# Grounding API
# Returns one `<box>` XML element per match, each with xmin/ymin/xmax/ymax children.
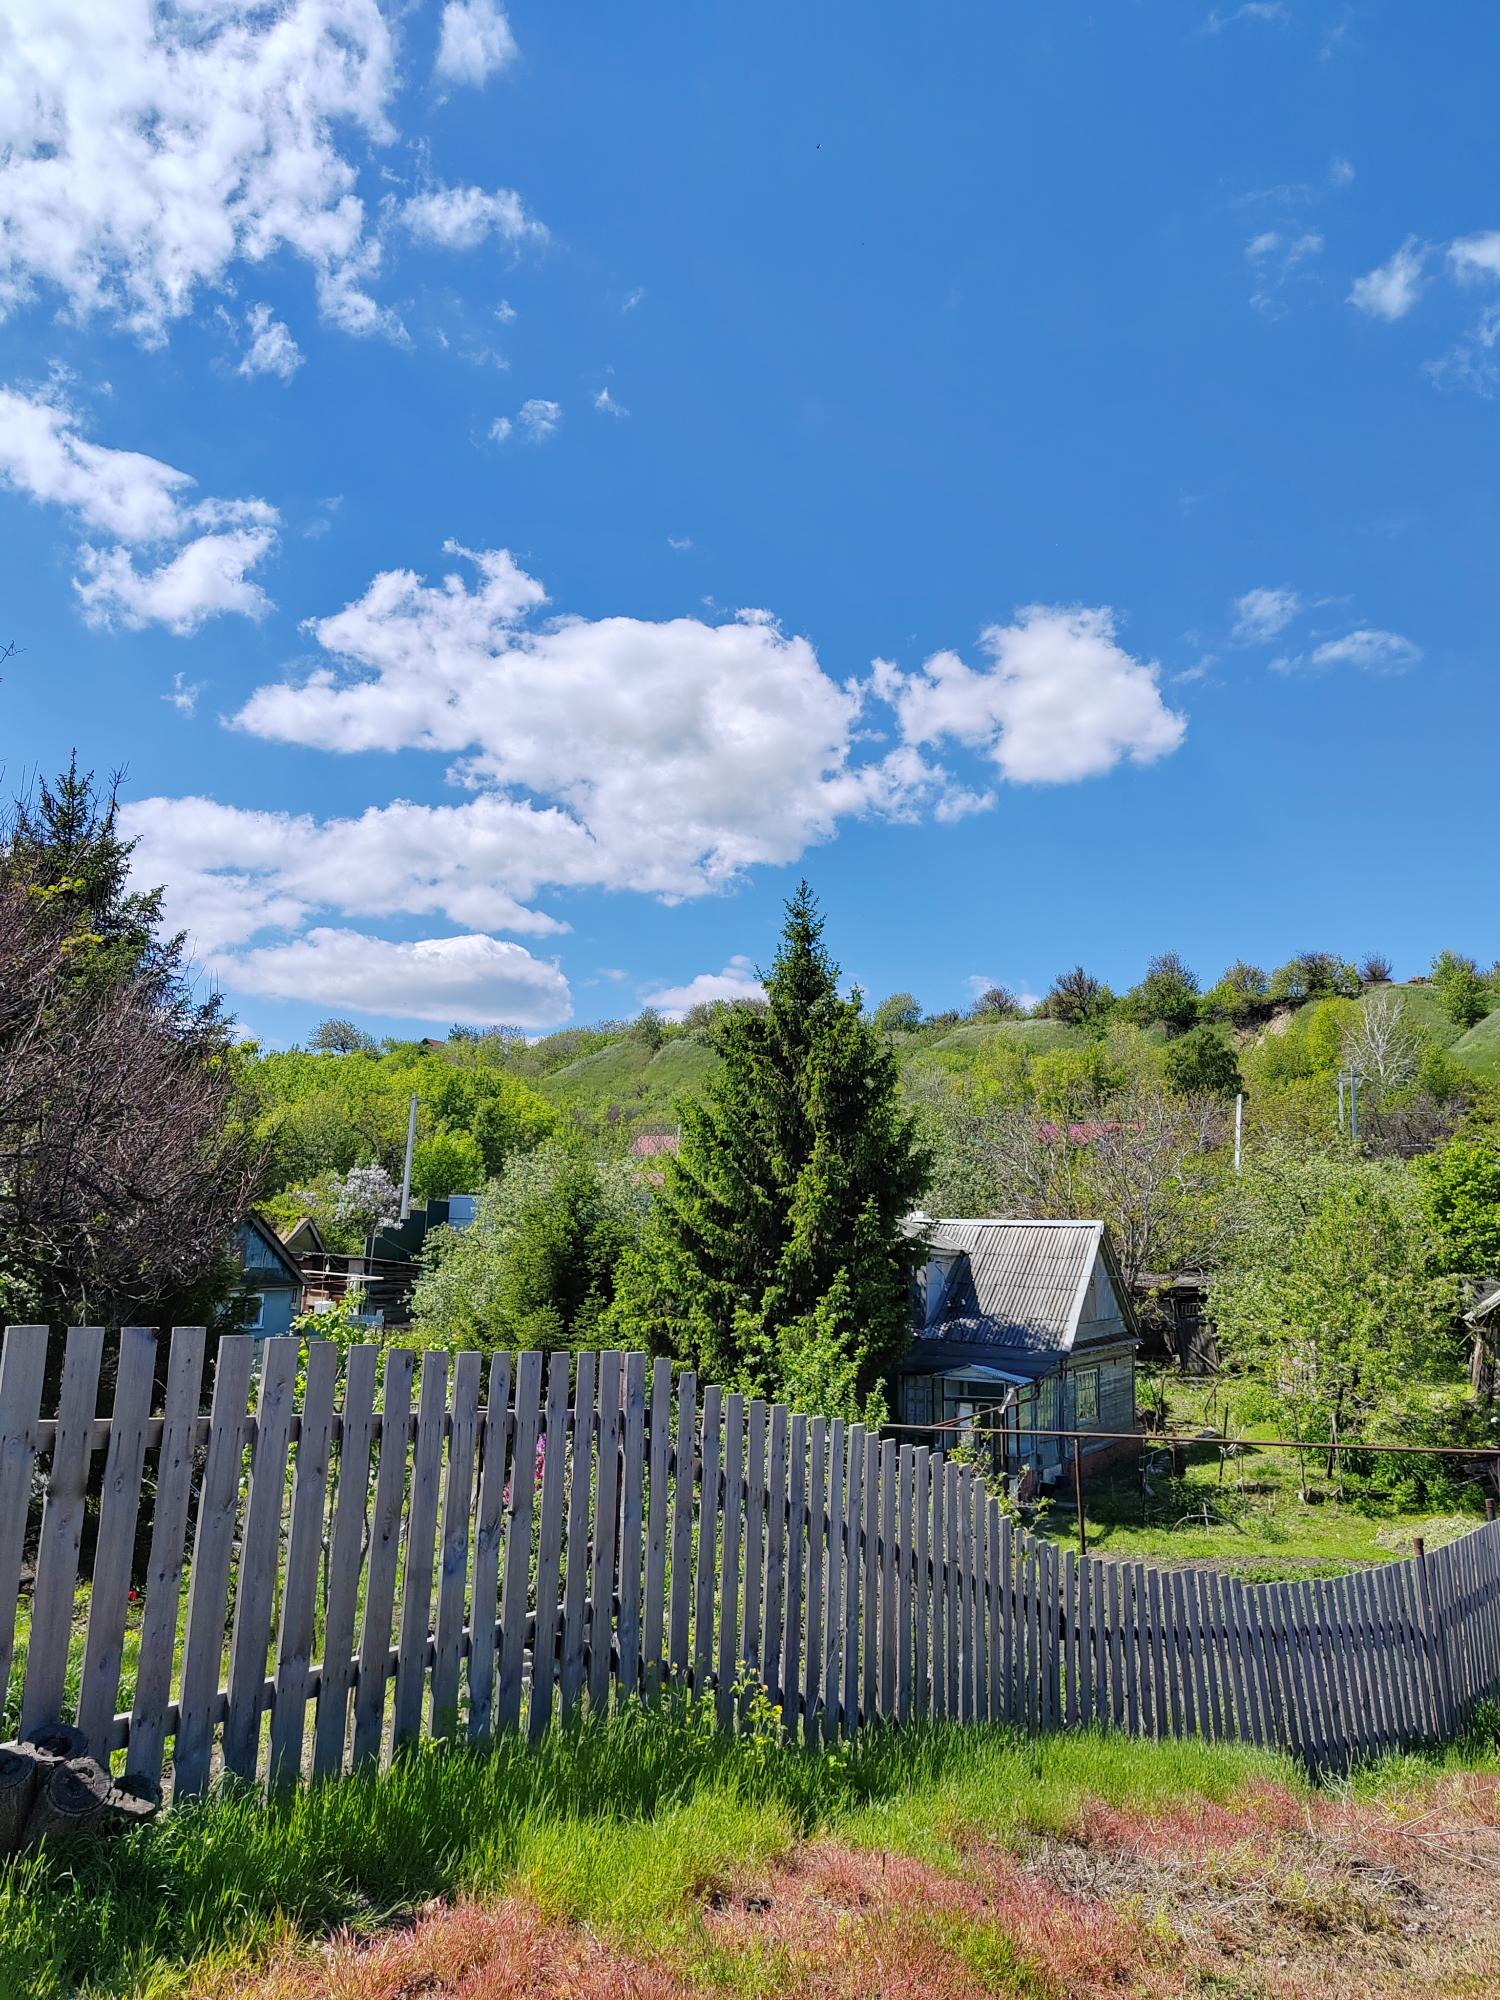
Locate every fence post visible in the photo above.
<box><xmin>1070</xmin><ymin>1432</ymin><xmax>1087</xmax><ymax>1556</ymax></box>
<box><xmin>1412</xmin><ymin>1536</ymin><xmax>1456</xmax><ymax>1741</ymax></box>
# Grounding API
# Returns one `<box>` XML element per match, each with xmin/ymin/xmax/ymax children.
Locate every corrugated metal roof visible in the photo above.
<box><xmin>916</xmin><ymin>1218</ymin><xmax>1105</xmax><ymax>1355</ymax></box>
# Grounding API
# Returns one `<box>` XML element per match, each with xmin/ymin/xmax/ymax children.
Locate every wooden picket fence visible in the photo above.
<box><xmin>3</xmin><ymin>1327</ymin><xmax>1500</xmax><ymax>1796</ymax></box>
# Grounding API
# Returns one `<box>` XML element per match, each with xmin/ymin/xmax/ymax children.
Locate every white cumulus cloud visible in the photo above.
<box><xmin>0</xmin><ymin>384</ymin><xmax>278</xmax><ymax>631</ymax></box>
<box><xmin>0</xmin><ymin>0</ymin><xmax>402</xmax><ymax>343</ymax></box>
<box><xmin>1349</xmin><ymin>237</ymin><xmax>1427</xmax><ymax>320</ymax></box>
<box><xmin>126</xmin><ymin>548</ymin><xmax>1189</xmax><ymax>983</ymax></box>
<box><xmin>401</xmin><ymin>183</ymin><xmax>544</xmax><ymax>251</ymax></box>
<box><xmin>435</xmin><ymin>0</ymin><xmax>518</xmax><ymax>87</ymax></box>
<box><xmin>1232</xmin><ymin>585</ymin><xmax>1302</xmax><ymax>643</ymax></box>
<box><xmin>1448</xmin><ymin>232</ymin><xmax>1500</xmax><ymax>284</ymax></box>
<box><xmin>642</xmin><ymin>955</ymin><xmax>766</xmax><ymax>1020</ymax></box>
<box><xmin>221</xmin><ymin>928</ymin><xmax>571</xmax><ymax>1027</ymax></box>
<box><xmin>873</xmin><ymin>606</ymin><xmax>1185</xmax><ymax>785</ymax></box>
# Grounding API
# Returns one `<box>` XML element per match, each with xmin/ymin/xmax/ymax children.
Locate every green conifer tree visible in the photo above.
<box><xmin>609</xmin><ymin>884</ymin><xmax>930</xmax><ymax>1417</ymax></box>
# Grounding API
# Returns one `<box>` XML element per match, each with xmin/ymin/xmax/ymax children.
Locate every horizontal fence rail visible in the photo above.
<box><xmin>3</xmin><ymin>1326</ymin><xmax>1500</xmax><ymax>1794</ymax></box>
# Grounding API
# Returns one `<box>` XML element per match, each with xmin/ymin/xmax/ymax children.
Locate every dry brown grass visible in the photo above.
<box><xmin>215</xmin><ymin>1770</ymin><xmax>1500</xmax><ymax>2000</ymax></box>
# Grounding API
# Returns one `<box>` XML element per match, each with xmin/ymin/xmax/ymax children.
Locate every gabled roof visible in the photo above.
<box><xmin>280</xmin><ymin>1215</ymin><xmax>329</xmax><ymax>1257</ymax></box>
<box><xmin>907</xmin><ymin>1216</ymin><xmax>1138</xmax><ymax>1360</ymax></box>
<box><xmin>238</xmin><ymin>1211</ymin><xmax>305</xmax><ymax>1288</ymax></box>
<box><xmin>1465</xmin><ymin>1280</ymin><xmax>1500</xmax><ymax>1326</ymax></box>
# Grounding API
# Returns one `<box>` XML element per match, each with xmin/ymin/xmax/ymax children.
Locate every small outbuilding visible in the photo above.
<box><xmin>234</xmin><ymin>1212</ymin><xmax>306</xmax><ymax>1336</ymax></box>
<box><xmin>895</xmin><ymin>1217</ymin><xmax>1141</xmax><ymax>1482</ymax></box>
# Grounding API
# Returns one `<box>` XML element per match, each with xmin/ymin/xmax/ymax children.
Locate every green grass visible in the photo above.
<box><xmin>0</xmin><ymin>1705</ymin><xmax>1304</xmax><ymax>2000</ymax></box>
<box><xmin>1028</xmin><ymin>1376</ymin><xmax>1489</xmax><ymax>1578</ymax></box>
<box><xmin>1451</xmin><ymin>1005</ymin><xmax>1500</xmax><ymax>1076</ymax></box>
<box><xmin>537</xmin><ymin>1035</ymin><xmax>718</xmax><ymax>1121</ymax></box>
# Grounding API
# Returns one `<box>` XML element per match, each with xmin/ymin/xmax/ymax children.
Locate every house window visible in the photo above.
<box><xmin>1074</xmin><ymin>1368</ymin><xmax>1100</xmax><ymax>1424</ymax></box>
<box><xmin>245</xmin><ymin>1293</ymin><xmax>266</xmax><ymax>1331</ymax></box>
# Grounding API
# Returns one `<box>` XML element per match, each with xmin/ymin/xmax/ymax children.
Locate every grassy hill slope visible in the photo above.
<box><xmin>1451</xmin><ymin>1009</ymin><xmax>1500</xmax><ymax>1075</ymax></box>
<box><xmin>537</xmin><ymin>1035</ymin><xmax>719</xmax><ymax>1123</ymax></box>
<box><xmin>537</xmin><ymin>1017</ymin><xmax>1083</xmax><ymax>1126</ymax></box>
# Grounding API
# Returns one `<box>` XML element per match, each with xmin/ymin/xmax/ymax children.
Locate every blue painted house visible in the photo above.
<box><xmin>235</xmin><ymin>1213</ymin><xmax>306</xmax><ymax>1336</ymax></box>
<box><xmin>896</xmin><ymin>1217</ymin><xmax>1141</xmax><ymax>1483</ymax></box>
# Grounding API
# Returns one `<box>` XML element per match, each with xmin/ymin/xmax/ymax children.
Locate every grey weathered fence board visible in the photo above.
<box><xmin>740</xmin><ymin>1398</ymin><xmax>767</xmax><ymax>1690</ymax></box>
<box><xmin>432</xmin><ymin>1351</ymin><xmax>482</xmax><ymax>1742</ymax></box>
<box><xmin>0</xmin><ymin>1326</ymin><xmax>48</xmax><ymax>1718</ymax></box>
<box><xmin>126</xmin><ymin>1327</ymin><xmax>206</xmax><ymax>1787</ymax></box>
<box><xmin>761</xmin><ymin>1402</ymin><xmax>788</xmax><ymax>1709</ymax></box>
<box><xmin>175</xmin><ymin>1336</ymin><xmax>256</xmax><ymax>1795</ymax></box>
<box><xmin>617</xmin><ymin>1354</ymin><xmax>648</xmax><ymax>1700</ymax></box>
<box><xmin>841</xmin><ymin>1425</ymin><xmax>863</xmax><ymax>1731</ymax></box>
<box><xmin>896</xmin><ymin>1445</ymin><xmax>914</xmax><ymax>1722</ymax></box>
<box><xmin>560</xmin><ymin>1350</ymin><xmax>597</xmax><ymax>1720</ymax></box>
<box><xmin>76</xmin><ymin>1328</ymin><xmax>155</xmax><ymax>1749</ymax></box>
<box><xmin>466</xmin><ymin>1352</ymin><xmax>511</xmax><ymax>1744</ymax></box>
<box><xmin>223</xmin><ymin>1338</ymin><xmax>298</xmax><ymax>1781</ymax></box>
<box><xmin>928</xmin><ymin>1451</ymin><xmax>946</xmax><ymax>1720</ymax></box>
<box><xmin>879</xmin><ymin>1438</ymin><xmax>898</xmax><ymax>1721</ymax></box>
<box><xmin>719</xmin><ymin>1391</ymin><xmax>745</xmax><ymax>1727</ymax></box>
<box><xmin>694</xmin><ymin>1385</ymin><xmax>722</xmax><ymax>1698</ymax></box>
<box><xmin>269</xmin><ymin>1338</ymin><xmax>338</xmax><ymax>1787</ymax></box>
<box><xmin>589</xmin><ymin>1351</ymin><xmax>624</xmax><ymax>1715</ymax></box>
<box><xmin>821</xmin><ymin>1417</ymin><xmax>846</xmax><ymax>1742</ymax></box>
<box><xmin>394</xmin><ymin>1350</ymin><xmax>449</xmax><ymax>1754</ymax></box>
<box><xmin>496</xmin><ymin>1350</ymin><xmax>543</xmax><ymax>1733</ymax></box>
<box><xmin>668</xmin><ymin>1370</ymin><xmax>697</xmax><ymax>1688</ymax></box>
<box><xmin>527</xmin><ymin>1353</ymin><xmax>570</xmax><ymax>1742</ymax></box>
<box><xmin>781</xmin><ymin>1412</ymin><xmax>808</xmax><ymax>1727</ymax></box>
<box><xmin>802</xmin><ymin>1414</ymin><xmax>826</xmax><ymax>1743</ymax></box>
<box><xmin>864</xmin><ymin>1431</ymin><xmax>881</xmax><ymax>1724</ymax></box>
<box><xmin>944</xmin><ymin>1459</ymin><xmax>961</xmax><ymax>1721</ymax></box>
<box><xmin>914</xmin><ymin>1448</ymin><xmax>932</xmax><ymax>1721</ymax></box>
<box><xmin>313</xmin><ymin>1341</ymin><xmax>378</xmax><ymax>1780</ymax></box>
<box><xmin>22</xmin><ymin>1325</ymin><xmax>105</xmax><ymax>1737</ymax></box>
<box><xmin>642</xmin><ymin>1357</ymin><xmax>672</xmax><ymax>1700</ymax></box>
<box><xmin>351</xmin><ymin>1347</ymin><xmax>415</xmax><ymax>1766</ymax></box>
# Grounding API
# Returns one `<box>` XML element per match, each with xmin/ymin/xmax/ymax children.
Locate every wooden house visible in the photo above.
<box><xmin>895</xmin><ymin>1217</ymin><xmax>1140</xmax><ymax>1482</ymax></box>
<box><xmin>234</xmin><ymin>1212</ymin><xmax>306</xmax><ymax>1336</ymax></box>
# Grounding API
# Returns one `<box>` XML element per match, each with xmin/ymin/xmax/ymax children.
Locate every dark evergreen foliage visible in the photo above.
<box><xmin>609</xmin><ymin>884</ymin><xmax>930</xmax><ymax>1416</ymax></box>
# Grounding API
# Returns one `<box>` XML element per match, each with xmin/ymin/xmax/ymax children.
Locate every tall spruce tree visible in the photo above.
<box><xmin>609</xmin><ymin>884</ymin><xmax>930</xmax><ymax>1418</ymax></box>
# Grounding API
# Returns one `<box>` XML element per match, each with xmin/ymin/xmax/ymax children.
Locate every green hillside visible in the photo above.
<box><xmin>537</xmin><ymin>1034</ymin><xmax>719</xmax><ymax>1122</ymax></box>
<box><xmin>1359</xmin><ymin>982</ymin><xmax>1468</xmax><ymax>1050</ymax></box>
<box><xmin>1451</xmin><ymin>1008</ymin><xmax>1500</xmax><ymax>1075</ymax></box>
<box><xmin>536</xmin><ymin>1016</ymin><xmax>1082</xmax><ymax>1127</ymax></box>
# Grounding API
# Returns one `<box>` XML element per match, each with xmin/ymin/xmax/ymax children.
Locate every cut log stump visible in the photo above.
<box><xmin>23</xmin><ymin>1756</ymin><xmax>113</xmax><ymax>1846</ymax></box>
<box><xmin>23</xmin><ymin>1722</ymin><xmax>87</xmax><ymax>1762</ymax></box>
<box><xmin>0</xmin><ymin>1743</ymin><xmax>51</xmax><ymax>1852</ymax></box>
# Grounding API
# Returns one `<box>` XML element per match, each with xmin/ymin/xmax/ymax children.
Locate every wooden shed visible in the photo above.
<box><xmin>895</xmin><ymin>1217</ymin><xmax>1140</xmax><ymax>1481</ymax></box>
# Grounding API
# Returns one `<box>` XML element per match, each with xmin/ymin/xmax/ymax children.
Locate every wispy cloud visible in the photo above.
<box><xmin>1246</xmin><ymin>229</ymin><xmax>1323</xmax><ymax>315</ymax></box>
<box><xmin>1348</xmin><ymin>237</ymin><xmax>1427</xmax><ymax>320</ymax></box>
<box><xmin>594</xmin><ymin>386</ymin><xmax>628</xmax><ymax>417</ymax></box>
<box><xmin>162</xmin><ymin>671</ymin><xmax>203</xmax><ymax>715</ymax></box>
<box><xmin>1232</xmin><ymin>585</ymin><xmax>1302</xmax><ymax>643</ymax></box>
<box><xmin>1203</xmin><ymin>1</ymin><xmax>1290</xmax><ymax>32</ymax></box>
<box><xmin>1272</xmin><ymin>627</ymin><xmax>1421</xmax><ymax>674</ymax></box>
<box><xmin>517</xmin><ymin>397</ymin><xmax>560</xmax><ymax>440</ymax></box>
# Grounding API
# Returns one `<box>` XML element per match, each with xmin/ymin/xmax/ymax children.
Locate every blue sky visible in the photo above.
<box><xmin>2</xmin><ymin>1</ymin><xmax>1498</xmax><ymax>1042</ymax></box>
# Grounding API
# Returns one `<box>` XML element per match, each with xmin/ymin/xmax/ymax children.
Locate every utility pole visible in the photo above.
<box><xmin>1233</xmin><ymin>1092</ymin><xmax>1243</xmax><ymax>1174</ymax></box>
<box><xmin>399</xmin><ymin>1091</ymin><xmax>418</xmax><ymax>1221</ymax></box>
